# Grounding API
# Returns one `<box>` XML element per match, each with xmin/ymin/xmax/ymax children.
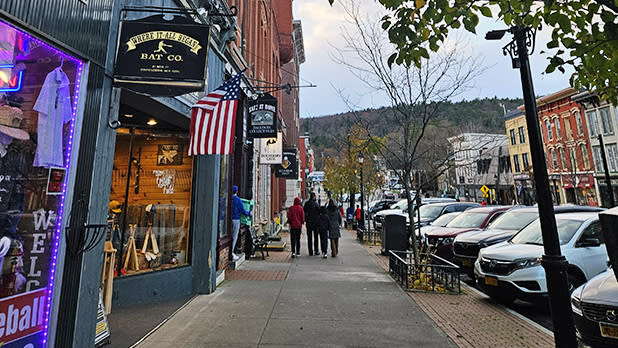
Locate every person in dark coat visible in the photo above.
<box><xmin>327</xmin><ymin>199</ymin><xmax>342</xmax><ymax>257</ymax></box>
<box><xmin>287</xmin><ymin>197</ymin><xmax>305</xmax><ymax>257</ymax></box>
<box><xmin>317</xmin><ymin>206</ymin><xmax>330</xmax><ymax>258</ymax></box>
<box><xmin>303</xmin><ymin>192</ymin><xmax>320</xmax><ymax>255</ymax></box>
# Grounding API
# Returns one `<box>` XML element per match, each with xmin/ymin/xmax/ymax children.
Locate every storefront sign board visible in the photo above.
<box><xmin>114</xmin><ymin>15</ymin><xmax>210</xmax><ymax>96</ymax></box>
<box><xmin>275</xmin><ymin>149</ymin><xmax>298</xmax><ymax>179</ymax></box>
<box><xmin>258</xmin><ymin>132</ymin><xmax>282</xmax><ymax>164</ymax></box>
<box><xmin>248</xmin><ymin>93</ymin><xmax>278</xmax><ymax>138</ymax></box>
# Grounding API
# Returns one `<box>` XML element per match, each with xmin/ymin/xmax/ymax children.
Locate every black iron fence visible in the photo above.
<box><xmin>389</xmin><ymin>251</ymin><xmax>461</xmax><ymax>293</ymax></box>
<box><xmin>356</xmin><ymin>227</ymin><xmax>381</xmax><ymax>244</ymax></box>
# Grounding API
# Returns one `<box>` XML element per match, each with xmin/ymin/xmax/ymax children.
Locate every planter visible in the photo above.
<box><xmin>389</xmin><ymin>251</ymin><xmax>461</xmax><ymax>293</ymax></box>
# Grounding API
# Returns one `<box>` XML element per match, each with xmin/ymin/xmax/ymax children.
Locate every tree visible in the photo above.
<box><xmin>330</xmin><ymin>0</ymin><xmax>483</xmax><ymax>261</ymax></box>
<box><xmin>327</xmin><ymin>0</ymin><xmax>618</xmax><ymax>104</ymax></box>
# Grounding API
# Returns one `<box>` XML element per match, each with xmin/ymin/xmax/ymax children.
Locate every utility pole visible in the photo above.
<box><xmin>598</xmin><ymin>134</ymin><xmax>616</xmax><ymax>207</ymax></box>
<box><xmin>486</xmin><ymin>25</ymin><xmax>578</xmax><ymax>348</ymax></box>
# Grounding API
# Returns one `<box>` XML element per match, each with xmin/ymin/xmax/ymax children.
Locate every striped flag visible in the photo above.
<box><xmin>188</xmin><ymin>70</ymin><xmax>244</xmax><ymax>155</ymax></box>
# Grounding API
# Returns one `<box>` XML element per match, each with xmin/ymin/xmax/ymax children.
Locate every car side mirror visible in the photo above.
<box><xmin>576</xmin><ymin>238</ymin><xmax>601</xmax><ymax>248</ymax></box>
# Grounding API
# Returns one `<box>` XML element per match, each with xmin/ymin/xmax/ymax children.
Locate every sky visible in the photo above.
<box><xmin>292</xmin><ymin>0</ymin><xmax>574</xmax><ymax>118</ymax></box>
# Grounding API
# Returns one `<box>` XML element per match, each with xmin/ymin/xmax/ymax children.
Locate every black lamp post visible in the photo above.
<box><xmin>486</xmin><ymin>25</ymin><xmax>577</xmax><ymax>348</ymax></box>
<box><xmin>358</xmin><ymin>152</ymin><xmax>365</xmax><ymax>230</ymax></box>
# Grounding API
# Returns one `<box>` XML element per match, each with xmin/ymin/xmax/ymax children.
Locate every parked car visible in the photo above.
<box><xmin>571</xmin><ymin>268</ymin><xmax>618</xmax><ymax>348</ymax></box>
<box><xmin>424</xmin><ymin>206</ymin><xmax>510</xmax><ymax>261</ymax></box>
<box><xmin>415</xmin><ymin>212</ymin><xmax>462</xmax><ymax>246</ymax></box>
<box><xmin>368</xmin><ymin>199</ymin><xmax>397</xmax><ymax>219</ymax></box>
<box><xmin>383</xmin><ymin>191</ymin><xmax>396</xmax><ymax>200</ymax></box>
<box><xmin>475</xmin><ymin>212</ymin><xmax>608</xmax><ymax>304</ymax></box>
<box><xmin>415</xmin><ymin>201</ymin><xmax>479</xmax><ymax>227</ymax></box>
<box><xmin>453</xmin><ymin>205</ymin><xmax>605</xmax><ymax>275</ymax></box>
<box><xmin>373</xmin><ymin>197</ymin><xmax>459</xmax><ymax>231</ymax></box>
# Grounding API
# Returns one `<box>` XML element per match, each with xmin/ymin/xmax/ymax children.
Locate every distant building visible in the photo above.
<box><xmin>448</xmin><ymin>133</ymin><xmax>514</xmax><ymax>203</ymax></box>
<box><xmin>504</xmin><ymin>108</ymin><xmax>536</xmax><ymax>205</ymax></box>
<box><xmin>537</xmin><ymin>88</ymin><xmax>597</xmax><ymax>206</ymax></box>
<box><xmin>572</xmin><ymin>91</ymin><xmax>618</xmax><ymax>207</ymax></box>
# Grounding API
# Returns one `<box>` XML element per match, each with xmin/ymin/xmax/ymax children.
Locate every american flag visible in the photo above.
<box><xmin>188</xmin><ymin>70</ymin><xmax>244</xmax><ymax>155</ymax></box>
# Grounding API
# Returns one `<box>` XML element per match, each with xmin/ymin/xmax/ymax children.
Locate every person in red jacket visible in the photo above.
<box><xmin>287</xmin><ymin>197</ymin><xmax>305</xmax><ymax>258</ymax></box>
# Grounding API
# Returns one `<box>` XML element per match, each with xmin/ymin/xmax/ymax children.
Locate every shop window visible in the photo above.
<box><xmin>0</xmin><ymin>20</ymin><xmax>84</xmax><ymax>344</ymax></box>
<box><xmin>109</xmin><ymin>124</ymin><xmax>192</xmax><ymax>277</ymax></box>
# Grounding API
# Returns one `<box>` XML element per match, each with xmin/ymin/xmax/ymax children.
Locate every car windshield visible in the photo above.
<box><xmin>391</xmin><ymin>199</ymin><xmax>408</xmax><ymax>210</ymax></box>
<box><xmin>446</xmin><ymin>212</ymin><xmax>488</xmax><ymax>228</ymax></box>
<box><xmin>510</xmin><ymin>218</ymin><xmax>584</xmax><ymax>245</ymax></box>
<box><xmin>430</xmin><ymin>213</ymin><xmax>460</xmax><ymax>227</ymax></box>
<box><xmin>419</xmin><ymin>205</ymin><xmax>444</xmax><ymax>220</ymax></box>
<box><xmin>487</xmin><ymin>211</ymin><xmax>538</xmax><ymax>230</ymax></box>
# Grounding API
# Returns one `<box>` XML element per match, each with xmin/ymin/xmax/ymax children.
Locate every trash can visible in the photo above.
<box><xmin>240</xmin><ymin>199</ymin><xmax>254</xmax><ymax>226</ymax></box>
<box><xmin>381</xmin><ymin>214</ymin><xmax>408</xmax><ymax>255</ymax></box>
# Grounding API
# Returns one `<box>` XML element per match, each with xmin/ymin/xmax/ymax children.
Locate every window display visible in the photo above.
<box><xmin>0</xmin><ymin>19</ymin><xmax>84</xmax><ymax>347</ymax></box>
<box><xmin>108</xmin><ymin>126</ymin><xmax>192</xmax><ymax>279</ymax></box>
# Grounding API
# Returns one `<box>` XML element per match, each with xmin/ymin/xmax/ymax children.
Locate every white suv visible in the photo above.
<box><xmin>373</xmin><ymin>198</ymin><xmax>409</xmax><ymax>231</ymax></box>
<box><xmin>474</xmin><ymin>212</ymin><xmax>608</xmax><ymax>304</ymax></box>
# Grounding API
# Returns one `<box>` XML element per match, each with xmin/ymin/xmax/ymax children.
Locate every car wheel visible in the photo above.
<box><xmin>567</xmin><ymin>271</ymin><xmax>586</xmax><ymax>293</ymax></box>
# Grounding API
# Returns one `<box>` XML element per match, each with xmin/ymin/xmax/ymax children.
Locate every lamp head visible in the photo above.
<box><xmin>358</xmin><ymin>151</ymin><xmax>364</xmax><ymax>164</ymax></box>
<box><xmin>485</xmin><ymin>29</ymin><xmax>508</xmax><ymax>40</ymax></box>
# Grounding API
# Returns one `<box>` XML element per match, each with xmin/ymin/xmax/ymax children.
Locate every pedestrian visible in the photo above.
<box><xmin>287</xmin><ymin>197</ymin><xmax>305</xmax><ymax>258</ymax></box>
<box><xmin>327</xmin><ymin>199</ymin><xmax>342</xmax><ymax>257</ymax></box>
<box><xmin>303</xmin><ymin>192</ymin><xmax>320</xmax><ymax>255</ymax></box>
<box><xmin>345</xmin><ymin>205</ymin><xmax>354</xmax><ymax>228</ymax></box>
<box><xmin>270</xmin><ymin>211</ymin><xmax>281</xmax><ymax>236</ymax></box>
<box><xmin>317</xmin><ymin>206</ymin><xmax>330</xmax><ymax>258</ymax></box>
<box><xmin>231</xmin><ymin>185</ymin><xmax>251</xmax><ymax>261</ymax></box>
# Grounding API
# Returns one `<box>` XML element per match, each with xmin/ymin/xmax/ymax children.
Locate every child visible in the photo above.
<box><xmin>317</xmin><ymin>206</ymin><xmax>330</xmax><ymax>258</ymax></box>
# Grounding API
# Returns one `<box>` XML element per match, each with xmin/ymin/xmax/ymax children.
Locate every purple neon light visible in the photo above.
<box><xmin>0</xmin><ymin>19</ymin><xmax>84</xmax><ymax>347</ymax></box>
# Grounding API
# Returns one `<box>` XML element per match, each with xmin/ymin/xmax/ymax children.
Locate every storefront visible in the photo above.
<box><xmin>0</xmin><ymin>17</ymin><xmax>86</xmax><ymax>347</ymax></box>
<box><xmin>562</xmin><ymin>173</ymin><xmax>598</xmax><ymax>206</ymax></box>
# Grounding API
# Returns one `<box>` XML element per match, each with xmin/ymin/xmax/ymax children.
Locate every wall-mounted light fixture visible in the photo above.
<box><xmin>147</xmin><ymin>119</ymin><xmax>157</xmax><ymax>126</ymax></box>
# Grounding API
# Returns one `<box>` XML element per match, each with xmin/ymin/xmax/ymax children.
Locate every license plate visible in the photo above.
<box><xmin>461</xmin><ymin>259</ymin><xmax>472</xmax><ymax>267</ymax></box>
<box><xmin>600</xmin><ymin>322</ymin><xmax>618</xmax><ymax>339</ymax></box>
<box><xmin>485</xmin><ymin>276</ymin><xmax>498</xmax><ymax>286</ymax></box>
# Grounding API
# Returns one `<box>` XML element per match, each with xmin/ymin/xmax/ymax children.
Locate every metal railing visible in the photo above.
<box><xmin>389</xmin><ymin>251</ymin><xmax>461</xmax><ymax>293</ymax></box>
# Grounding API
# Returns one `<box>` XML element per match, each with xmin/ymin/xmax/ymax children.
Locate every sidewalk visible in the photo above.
<box><xmin>350</xmin><ymin>229</ymin><xmax>556</xmax><ymax>348</ymax></box>
<box><xmin>133</xmin><ymin>229</ymin><xmax>457</xmax><ymax>348</ymax></box>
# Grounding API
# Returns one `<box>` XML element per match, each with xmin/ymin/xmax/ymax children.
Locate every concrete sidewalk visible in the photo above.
<box><xmin>134</xmin><ymin>229</ymin><xmax>456</xmax><ymax>348</ymax></box>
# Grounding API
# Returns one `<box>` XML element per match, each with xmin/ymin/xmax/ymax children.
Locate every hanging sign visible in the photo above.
<box><xmin>113</xmin><ymin>15</ymin><xmax>210</xmax><ymax>96</ymax></box>
<box><xmin>275</xmin><ymin>148</ymin><xmax>298</xmax><ymax>179</ymax></box>
<box><xmin>259</xmin><ymin>132</ymin><xmax>282</xmax><ymax>164</ymax></box>
<box><xmin>248</xmin><ymin>93</ymin><xmax>278</xmax><ymax>138</ymax></box>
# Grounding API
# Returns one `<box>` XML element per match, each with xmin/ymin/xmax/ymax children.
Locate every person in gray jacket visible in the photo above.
<box><xmin>326</xmin><ymin>199</ymin><xmax>341</xmax><ymax>257</ymax></box>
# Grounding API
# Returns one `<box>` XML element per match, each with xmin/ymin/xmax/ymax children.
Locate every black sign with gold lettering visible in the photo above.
<box><xmin>275</xmin><ymin>148</ymin><xmax>298</xmax><ymax>179</ymax></box>
<box><xmin>114</xmin><ymin>15</ymin><xmax>210</xmax><ymax>96</ymax></box>
<box><xmin>248</xmin><ymin>93</ymin><xmax>278</xmax><ymax>138</ymax></box>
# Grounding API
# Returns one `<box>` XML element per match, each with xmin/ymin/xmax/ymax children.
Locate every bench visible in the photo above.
<box><xmin>249</xmin><ymin>226</ymin><xmax>270</xmax><ymax>259</ymax></box>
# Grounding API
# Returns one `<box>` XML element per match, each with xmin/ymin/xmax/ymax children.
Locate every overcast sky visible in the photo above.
<box><xmin>293</xmin><ymin>0</ymin><xmax>573</xmax><ymax>118</ymax></box>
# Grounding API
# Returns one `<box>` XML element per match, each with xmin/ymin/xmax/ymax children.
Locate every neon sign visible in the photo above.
<box><xmin>0</xmin><ymin>65</ymin><xmax>24</xmax><ymax>92</ymax></box>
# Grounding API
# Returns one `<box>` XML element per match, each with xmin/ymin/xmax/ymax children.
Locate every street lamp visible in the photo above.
<box><xmin>487</xmin><ymin>26</ymin><xmax>577</xmax><ymax>347</ymax></box>
<box><xmin>358</xmin><ymin>152</ymin><xmax>365</xmax><ymax>230</ymax></box>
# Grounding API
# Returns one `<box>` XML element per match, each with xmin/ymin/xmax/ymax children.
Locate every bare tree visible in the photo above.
<box><xmin>330</xmin><ymin>0</ymin><xmax>485</xmax><ymax>261</ymax></box>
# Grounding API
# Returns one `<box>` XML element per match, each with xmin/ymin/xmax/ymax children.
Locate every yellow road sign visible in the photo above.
<box><xmin>482</xmin><ymin>193</ymin><xmax>489</xmax><ymax>198</ymax></box>
<box><xmin>480</xmin><ymin>185</ymin><xmax>489</xmax><ymax>194</ymax></box>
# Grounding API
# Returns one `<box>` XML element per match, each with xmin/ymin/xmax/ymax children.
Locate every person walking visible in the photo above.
<box><xmin>303</xmin><ymin>192</ymin><xmax>320</xmax><ymax>255</ymax></box>
<box><xmin>327</xmin><ymin>199</ymin><xmax>342</xmax><ymax>257</ymax></box>
<box><xmin>287</xmin><ymin>197</ymin><xmax>305</xmax><ymax>258</ymax></box>
<box><xmin>317</xmin><ymin>206</ymin><xmax>330</xmax><ymax>258</ymax></box>
<box><xmin>231</xmin><ymin>185</ymin><xmax>251</xmax><ymax>261</ymax></box>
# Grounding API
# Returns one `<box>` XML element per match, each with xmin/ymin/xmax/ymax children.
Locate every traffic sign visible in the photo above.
<box><xmin>480</xmin><ymin>185</ymin><xmax>489</xmax><ymax>194</ymax></box>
